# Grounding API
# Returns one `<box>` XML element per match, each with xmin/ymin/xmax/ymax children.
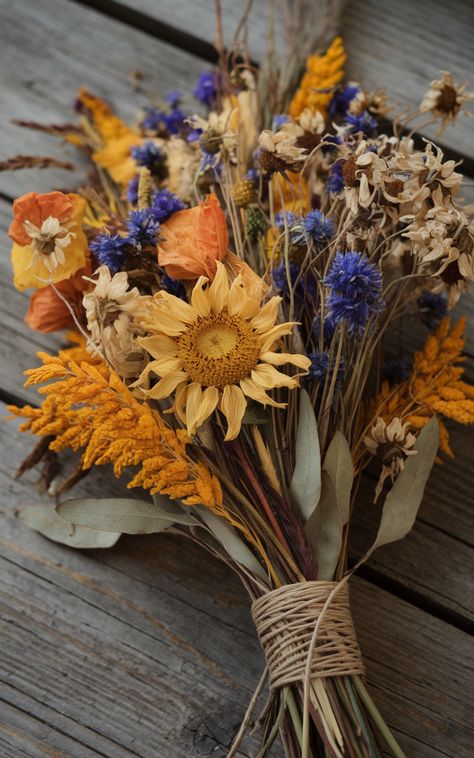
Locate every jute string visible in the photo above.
<box><xmin>251</xmin><ymin>580</ymin><xmax>364</xmax><ymax>690</ymax></box>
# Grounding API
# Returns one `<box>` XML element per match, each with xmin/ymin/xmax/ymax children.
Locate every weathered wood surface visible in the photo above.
<box><xmin>0</xmin><ymin>0</ymin><xmax>473</xmax><ymax>756</ymax></box>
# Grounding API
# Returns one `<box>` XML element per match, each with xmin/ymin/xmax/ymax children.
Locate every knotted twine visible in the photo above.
<box><xmin>251</xmin><ymin>580</ymin><xmax>364</xmax><ymax>690</ymax></box>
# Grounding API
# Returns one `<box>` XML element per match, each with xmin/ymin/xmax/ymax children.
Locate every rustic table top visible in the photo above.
<box><xmin>0</xmin><ymin>1</ymin><xmax>473</xmax><ymax>756</ymax></box>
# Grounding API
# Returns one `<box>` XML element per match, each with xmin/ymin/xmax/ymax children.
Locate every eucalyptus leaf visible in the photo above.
<box><xmin>57</xmin><ymin>497</ymin><xmax>195</xmax><ymax>534</ymax></box>
<box><xmin>304</xmin><ymin>471</ymin><xmax>343</xmax><ymax>580</ymax></box>
<box><xmin>323</xmin><ymin>431</ymin><xmax>353</xmax><ymax>526</ymax></box>
<box><xmin>289</xmin><ymin>389</ymin><xmax>321</xmax><ymax>521</ymax></box>
<box><xmin>195</xmin><ymin>507</ymin><xmax>268</xmax><ymax>584</ymax></box>
<box><xmin>17</xmin><ymin>504</ymin><xmax>121</xmax><ymax>549</ymax></box>
<box><xmin>371</xmin><ymin>417</ymin><xmax>439</xmax><ymax>553</ymax></box>
<box><xmin>242</xmin><ymin>403</ymin><xmax>270</xmax><ymax>425</ymax></box>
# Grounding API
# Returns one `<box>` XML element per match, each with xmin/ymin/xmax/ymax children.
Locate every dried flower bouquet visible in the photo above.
<box><xmin>5</xmin><ymin>7</ymin><xmax>474</xmax><ymax>757</ymax></box>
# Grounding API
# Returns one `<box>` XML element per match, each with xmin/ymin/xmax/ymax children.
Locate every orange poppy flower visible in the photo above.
<box><xmin>9</xmin><ymin>191</ymin><xmax>88</xmax><ymax>291</ymax></box>
<box><xmin>25</xmin><ymin>263</ymin><xmax>91</xmax><ymax>333</ymax></box>
<box><xmin>158</xmin><ymin>193</ymin><xmax>228</xmax><ymax>280</ymax></box>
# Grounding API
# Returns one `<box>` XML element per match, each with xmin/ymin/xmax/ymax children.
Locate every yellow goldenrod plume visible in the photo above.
<box><xmin>10</xmin><ymin>346</ymin><xmax>223</xmax><ymax>512</ymax></box>
<box><xmin>289</xmin><ymin>37</ymin><xmax>346</xmax><ymax>120</ymax></box>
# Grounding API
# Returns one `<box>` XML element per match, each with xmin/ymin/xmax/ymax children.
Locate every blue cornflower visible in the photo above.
<box><xmin>141</xmin><ymin>107</ymin><xmax>165</xmax><ymax>132</ymax></box>
<box><xmin>324</xmin><ymin>251</ymin><xmax>385</xmax><ymax>336</ymax></box>
<box><xmin>150</xmin><ymin>189</ymin><xmax>185</xmax><ymax>223</ymax></box>
<box><xmin>244</xmin><ymin>168</ymin><xmax>259</xmax><ymax>183</ymax></box>
<box><xmin>126</xmin><ymin>210</ymin><xmax>160</xmax><ymax>249</ymax></box>
<box><xmin>344</xmin><ymin>110</ymin><xmax>377</xmax><ymax>136</ymax></box>
<box><xmin>272</xmin><ymin>263</ymin><xmax>317</xmax><ymax>302</ymax></box>
<box><xmin>302</xmin><ymin>210</ymin><xmax>333</xmax><ymax>244</ymax></box>
<box><xmin>274</xmin><ymin>211</ymin><xmax>298</xmax><ymax>231</ymax></box>
<box><xmin>161</xmin><ymin>274</ymin><xmax>187</xmax><ymax>300</ymax></box>
<box><xmin>383</xmin><ymin>357</ymin><xmax>412</xmax><ymax>384</ymax></box>
<box><xmin>308</xmin><ymin>351</ymin><xmax>345</xmax><ymax>384</ymax></box>
<box><xmin>127</xmin><ymin>176</ymin><xmax>139</xmax><ymax>205</ymax></box>
<box><xmin>273</xmin><ymin>114</ymin><xmax>290</xmax><ymax>129</ymax></box>
<box><xmin>163</xmin><ymin>106</ymin><xmax>186</xmax><ymax>135</ymax></box>
<box><xmin>327</xmin><ymin>160</ymin><xmax>344</xmax><ymax>193</ymax></box>
<box><xmin>166</xmin><ymin>90</ymin><xmax>182</xmax><ymax>107</ymax></box>
<box><xmin>328</xmin><ymin>85</ymin><xmax>360</xmax><ymax>118</ymax></box>
<box><xmin>131</xmin><ymin>141</ymin><xmax>165</xmax><ymax>174</ymax></box>
<box><xmin>201</xmin><ymin>150</ymin><xmax>221</xmax><ymax>173</ymax></box>
<box><xmin>90</xmin><ymin>233</ymin><xmax>129</xmax><ymax>273</ymax></box>
<box><xmin>418</xmin><ymin>290</ymin><xmax>448</xmax><ymax>331</ymax></box>
<box><xmin>312</xmin><ymin>313</ymin><xmax>337</xmax><ymax>346</ymax></box>
<box><xmin>194</xmin><ymin>71</ymin><xmax>217</xmax><ymax>108</ymax></box>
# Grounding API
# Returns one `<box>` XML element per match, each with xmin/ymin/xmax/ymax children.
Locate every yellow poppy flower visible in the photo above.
<box><xmin>93</xmin><ymin>132</ymin><xmax>142</xmax><ymax>185</ymax></box>
<box><xmin>9</xmin><ymin>191</ymin><xmax>88</xmax><ymax>291</ymax></box>
<box><xmin>135</xmin><ymin>262</ymin><xmax>310</xmax><ymax>440</ymax></box>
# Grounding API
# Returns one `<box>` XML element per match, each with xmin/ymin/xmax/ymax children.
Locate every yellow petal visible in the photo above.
<box><xmin>150</xmin><ymin>308</ymin><xmax>187</xmax><ymax>336</ymax></box>
<box><xmin>184</xmin><ymin>382</ymin><xmax>218</xmax><ymax>435</ymax></box>
<box><xmin>145</xmin><ymin>371</ymin><xmax>188</xmax><ymax>400</ymax></box>
<box><xmin>146</xmin><ymin>356</ymin><xmax>183</xmax><ymax>375</ymax></box>
<box><xmin>251</xmin><ymin>364</ymin><xmax>298</xmax><ymax>389</ymax></box>
<box><xmin>220</xmin><ymin>384</ymin><xmax>247</xmax><ymax>441</ymax></box>
<box><xmin>162</xmin><ymin>295</ymin><xmax>197</xmax><ymax>324</ymax></box>
<box><xmin>209</xmin><ymin>261</ymin><xmax>229</xmax><ymax>313</ymax></box>
<box><xmin>260</xmin><ymin>323</ymin><xmax>296</xmax><ymax>352</ymax></box>
<box><xmin>191</xmin><ymin>275</ymin><xmax>212</xmax><ymax>317</ymax></box>
<box><xmin>138</xmin><ymin>335</ymin><xmax>179</xmax><ymax>359</ymax></box>
<box><xmin>240</xmin><ymin>378</ymin><xmax>286</xmax><ymax>408</ymax></box>
<box><xmin>250</xmin><ymin>296</ymin><xmax>281</xmax><ymax>333</ymax></box>
<box><xmin>261</xmin><ymin>351</ymin><xmax>311</xmax><ymax>371</ymax></box>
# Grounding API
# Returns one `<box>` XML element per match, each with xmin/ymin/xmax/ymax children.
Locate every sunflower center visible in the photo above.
<box><xmin>178</xmin><ymin>311</ymin><xmax>261</xmax><ymax>388</ymax></box>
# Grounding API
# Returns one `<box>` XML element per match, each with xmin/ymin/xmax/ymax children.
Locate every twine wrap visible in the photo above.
<box><xmin>251</xmin><ymin>581</ymin><xmax>364</xmax><ymax>689</ymax></box>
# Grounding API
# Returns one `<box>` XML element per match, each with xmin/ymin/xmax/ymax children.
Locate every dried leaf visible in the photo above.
<box><xmin>323</xmin><ymin>431</ymin><xmax>353</xmax><ymax>526</ymax></box>
<box><xmin>370</xmin><ymin>417</ymin><xmax>439</xmax><ymax>554</ymax></box>
<box><xmin>196</xmin><ymin>507</ymin><xmax>268</xmax><ymax>583</ymax></box>
<box><xmin>57</xmin><ymin>496</ymin><xmax>195</xmax><ymax>534</ymax></box>
<box><xmin>0</xmin><ymin>155</ymin><xmax>75</xmax><ymax>172</ymax></box>
<box><xmin>17</xmin><ymin>504</ymin><xmax>120</xmax><ymax>549</ymax></box>
<box><xmin>304</xmin><ymin>471</ymin><xmax>342</xmax><ymax>580</ymax></box>
<box><xmin>289</xmin><ymin>389</ymin><xmax>321</xmax><ymax>521</ymax></box>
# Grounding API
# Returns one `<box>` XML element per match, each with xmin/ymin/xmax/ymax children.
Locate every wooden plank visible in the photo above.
<box><xmin>0</xmin><ymin>0</ymin><xmax>207</xmax><ymax>198</ymax></box>
<box><xmin>0</xmin><ymin>421</ymin><xmax>473</xmax><ymax>756</ymax></box>
<box><xmin>116</xmin><ymin>0</ymin><xmax>474</xmax><ymax>162</ymax></box>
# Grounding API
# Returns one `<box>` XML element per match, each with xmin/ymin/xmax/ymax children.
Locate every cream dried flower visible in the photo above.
<box><xmin>258</xmin><ymin>120</ymin><xmax>307</xmax><ymax>173</ymax></box>
<box><xmin>420</xmin><ymin>71</ymin><xmax>473</xmax><ymax>134</ymax></box>
<box><xmin>364</xmin><ymin>417</ymin><xmax>417</xmax><ymax>501</ymax></box>
<box><xmin>164</xmin><ymin>137</ymin><xmax>201</xmax><ymax>203</ymax></box>
<box><xmin>83</xmin><ymin>266</ymin><xmax>148</xmax><ymax>379</ymax></box>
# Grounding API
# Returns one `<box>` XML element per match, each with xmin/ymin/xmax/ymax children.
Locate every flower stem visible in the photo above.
<box><xmin>353</xmin><ymin>676</ymin><xmax>407</xmax><ymax>758</ymax></box>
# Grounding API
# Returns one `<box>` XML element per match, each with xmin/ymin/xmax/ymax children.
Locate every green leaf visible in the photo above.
<box><xmin>304</xmin><ymin>471</ymin><xmax>342</xmax><ymax>580</ymax></box>
<box><xmin>371</xmin><ymin>417</ymin><xmax>439</xmax><ymax>553</ymax></box>
<box><xmin>323</xmin><ymin>431</ymin><xmax>353</xmax><ymax>526</ymax></box>
<box><xmin>57</xmin><ymin>497</ymin><xmax>195</xmax><ymax>534</ymax></box>
<box><xmin>289</xmin><ymin>389</ymin><xmax>321</xmax><ymax>521</ymax></box>
<box><xmin>17</xmin><ymin>504</ymin><xmax>121</xmax><ymax>549</ymax></box>
<box><xmin>196</xmin><ymin>507</ymin><xmax>269</xmax><ymax>584</ymax></box>
<box><xmin>242</xmin><ymin>403</ymin><xmax>270</xmax><ymax>425</ymax></box>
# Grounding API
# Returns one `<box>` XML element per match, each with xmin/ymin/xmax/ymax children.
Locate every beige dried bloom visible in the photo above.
<box><xmin>258</xmin><ymin>120</ymin><xmax>307</xmax><ymax>173</ymax></box>
<box><xmin>165</xmin><ymin>137</ymin><xmax>201</xmax><ymax>203</ymax></box>
<box><xmin>83</xmin><ymin>266</ymin><xmax>148</xmax><ymax>379</ymax></box>
<box><xmin>420</xmin><ymin>71</ymin><xmax>473</xmax><ymax>134</ymax></box>
<box><xmin>364</xmin><ymin>417</ymin><xmax>417</xmax><ymax>501</ymax></box>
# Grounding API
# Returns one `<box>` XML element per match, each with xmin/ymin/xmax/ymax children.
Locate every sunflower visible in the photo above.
<box><xmin>136</xmin><ymin>262</ymin><xmax>310</xmax><ymax>440</ymax></box>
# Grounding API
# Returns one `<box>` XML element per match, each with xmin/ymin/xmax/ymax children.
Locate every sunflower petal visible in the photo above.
<box><xmin>252</xmin><ymin>364</ymin><xmax>298</xmax><ymax>389</ymax></box>
<box><xmin>220</xmin><ymin>385</ymin><xmax>247</xmax><ymax>441</ymax></box>
<box><xmin>191</xmin><ymin>275</ymin><xmax>212</xmax><ymax>317</ymax></box>
<box><xmin>260</xmin><ymin>323</ymin><xmax>296</xmax><ymax>352</ymax></box>
<box><xmin>138</xmin><ymin>335</ymin><xmax>179</xmax><ymax>359</ymax></box>
<box><xmin>250</xmin><ymin>296</ymin><xmax>281</xmax><ymax>333</ymax></box>
<box><xmin>240</xmin><ymin>378</ymin><xmax>286</xmax><ymax>408</ymax></box>
<box><xmin>208</xmin><ymin>261</ymin><xmax>229</xmax><ymax>313</ymax></box>
<box><xmin>145</xmin><ymin>371</ymin><xmax>188</xmax><ymax>400</ymax></box>
<box><xmin>260</xmin><ymin>351</ymin><xmax>311</xmax><ymax>371</ymax></box>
